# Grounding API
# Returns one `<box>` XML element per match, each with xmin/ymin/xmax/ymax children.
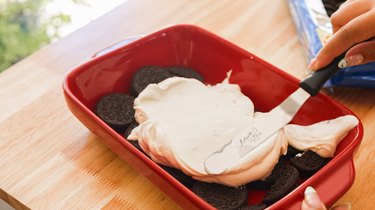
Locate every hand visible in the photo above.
<box><xmin>301</xmin><ymin>186</ymin><xmax>351</xmax><ymax>210</ymax></box>
<box><xmin>309</xmin><ymin>0</ymin><xmax>375</xmax><ymax>70</ymax></box>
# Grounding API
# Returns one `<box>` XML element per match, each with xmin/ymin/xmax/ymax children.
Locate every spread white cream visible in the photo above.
<box><xmin>128</xmin><ymin>76</ymin><xmax>358</xmax><ymax>186</ymax></box>
<box><xmin>283</xmin><ymin>115</ymin><xmax>359</xmax><ymax>157</ymax></box>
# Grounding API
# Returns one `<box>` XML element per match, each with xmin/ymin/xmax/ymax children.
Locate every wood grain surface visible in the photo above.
<box><xmin>0</xmin><ymin>0</ymin><xmax>374</xmax><ymax>209</ymax></box>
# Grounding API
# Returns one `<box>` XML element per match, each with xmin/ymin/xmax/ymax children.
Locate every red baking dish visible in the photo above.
<box><xmin>63</xmin><ymin>24</ymin><xmax>363</xmax><ymax>209</ymax></box>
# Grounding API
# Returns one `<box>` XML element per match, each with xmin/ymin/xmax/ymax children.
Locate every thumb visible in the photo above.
<box><xmin>341</xmin><ymin>39</ymin><xmax>375</xmax><ymax>67</ymax></box>
<box><xmin>301</xmin><ymin>186</ymin><xmax>327</xmax><ymax>210</ymax></box>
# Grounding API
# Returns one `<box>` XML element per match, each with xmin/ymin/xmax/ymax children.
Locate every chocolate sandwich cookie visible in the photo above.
<box><xmin>289</xmin><ymin>150</ymin><xmax>330</xmax><ymax>177</ymax></box>
<box><xmin>247</xmin><ymin>158</ymin><xmax>285</xmax><ymax>190</ymax></box>
<box><xmin>95</xmin><ymin>93</ymin><xmax>135</xmax><ymax>132</ymax></box>
<box><xmin>262</xmin><ymin>165</ymin><xmax>299</xmax><ymax>205</ymax></box>
<box><xmin>130</xmin><ymin>66</ymin><xmax>173</xmax><ymax>96</ymax></box>
<box><xmin>161</xmin><ymin>166</ymin><xmax>197</xmax><ymax>188</ymax></box>
<box><xmin>123</xmin><ymin>120</ymin><xmax>138</xmax><ymax>139</ymax></box>
<box><xmin>284</xmin><ymin>145</ymin><xmax>303</xmax><ymax>160</ymax></box>
<box><xmin>192</xmin><ymin>181</ymin><xmax>248</xmax><ymax>210</ymax></box>
<box><xmin>122</xmin><ymin>121</ymin><xmax>148</xmax><ymax>154</ymax></box>
<box><xmin>166</xmin><ymin>66</ymin><xmax>204</xmax><ymax>82</ymax></box>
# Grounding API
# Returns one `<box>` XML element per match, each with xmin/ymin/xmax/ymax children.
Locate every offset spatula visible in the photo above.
<box><xmin>204</xmin><ymin>54</ymin><xmax>346</xmax><ymax>174</ymax></box>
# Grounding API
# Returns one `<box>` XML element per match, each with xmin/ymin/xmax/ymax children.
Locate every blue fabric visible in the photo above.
<box><xmin>288</xmin><ymin>0</ymin><xmax>375</xmax><ymax>88</ymax></box>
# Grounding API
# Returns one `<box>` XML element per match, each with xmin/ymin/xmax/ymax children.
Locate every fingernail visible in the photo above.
<box><xmin>331</xmin><ymin>202</ymin><xmax>351</xmax><ymax>210</ymax></box>
<box><xmin>338</xmin><ymin>58</ymin><xmax>348</xmax><ymax>68</ymax></box>
<box><xmin>304</xmin><ymin>186</ymin><xmax>322</xmax><ymax>208</ymax></box>
<box><xmin>346</xmin><ymin>54</ymin><xmax>364</xmax><ymax>66</ymax></box>
<box><xmin>308</xmin><ymin>58</ymin><xmax>318</xmax><ymax>71</ymax></box>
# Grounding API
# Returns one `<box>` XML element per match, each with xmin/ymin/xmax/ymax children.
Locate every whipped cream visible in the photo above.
<box><xmin>283</xmin><ymin>115</ymin><xmax>359</xmax><ymax>157</ymax></box>
<box><xmin>128</xmin><ymin>77</ymin><xmax>254</xmax><ymax>169</ymax></box>
<box><xmin>128</xmin><ymin>76</ymin><xmax>358</xmax><ymax>186</ymax></box>
<box><xmin>128</xmin><ymin>77</ymin><xmax>288</xmax><ymax>186</ymax></box>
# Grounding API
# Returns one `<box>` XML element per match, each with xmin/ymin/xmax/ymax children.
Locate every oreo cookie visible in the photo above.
<box><xmin>247</xmin><ymin>158</ymin><xmax>285</xmax><ymax>190</ymax></box>
<box><xmin>161</xmin><ymin>165</ymin><xmax>197</xmax><ymax>188</ymax></box>
<box><xmin>289</xmin><ymin>150</ymin><xmax>330</xmax><ymax>177</ymax></box>
<box><xmin>120</xmin><ymin>120</ymin><xmax>145</xmax><ymax>152</ymax></box>
<box><xmin>262</xmin><ymin>165</ymin><xmax>299</xmax><ymax>205</ymax></box>
<box><xmin>130</xmin><ymin>66</ymin><xmax>173</xmax><ymax>96</ymax></box>
<box><xmin>123</xmin><ymin>120</ymin><xmax>138</xmax><ymax>139</ymax></box>
<box><xmin>284</xmin><ymin>145</ymin><xmax>303</xmax><ymax>160</ymax></box>
<box><xmin>166</xmin><ymin>66</ymin><xmax>204</xmax><ymax>82</ymax></box>
<box><xmin>95</xmin><ymin>93</ymin><xmax>135</xmax><ymax>132</ymax></box>
<box><xmin>192</xmin><ymin>181</ymin><xmax>248</xmax><ymax>210</ymax></box>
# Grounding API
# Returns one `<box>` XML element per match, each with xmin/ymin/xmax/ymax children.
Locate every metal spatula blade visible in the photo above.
<box><xmin>204</xmin><ymin>53</ymin><xmax>345</xmax><ymax>174</ymax></box>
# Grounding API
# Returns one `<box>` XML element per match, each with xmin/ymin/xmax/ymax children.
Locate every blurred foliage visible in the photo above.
<box><xmin>0</xmin><ymin>0</ymin><xmax>84</xmax><ymax>73</ymax></box>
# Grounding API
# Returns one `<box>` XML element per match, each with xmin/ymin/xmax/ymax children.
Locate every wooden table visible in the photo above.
<box><xmin>0</xmin><ymin>0</ymin><xmax>374</xmax><ymax>209</ymax></box>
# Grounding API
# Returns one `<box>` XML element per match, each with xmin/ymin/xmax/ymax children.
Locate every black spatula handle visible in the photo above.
<box><xmin>300</xmin><ymin>53</ymin><xmax>346</xmax><ymax>96</ymax></box>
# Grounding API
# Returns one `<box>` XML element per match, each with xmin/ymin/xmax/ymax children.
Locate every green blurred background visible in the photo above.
<box><xmin>0</xmin><ymin>0</ymin><xmax>124</xmax><ymax>73</ymax></box>
<box><xmin>0</xmin><ymin>0</ymin><xmax>78</xmax><ymax>72</ymax></box>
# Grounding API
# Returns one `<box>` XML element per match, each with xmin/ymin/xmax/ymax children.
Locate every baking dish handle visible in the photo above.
<box><xmin>92</xmin><ymin>35</ymin><xmax>144</xmax><ymax>58</ymax></box>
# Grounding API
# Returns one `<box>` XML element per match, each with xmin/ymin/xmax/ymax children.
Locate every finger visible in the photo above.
<box><xmin>343</xmin><ymin>39</ymin><xmax>375</xmax><ymax>66</ymax></box>
<box><xmin>301</xmin><ymin>186</ymin><xmax>327</xmax><ymax>210</ymax></box>
<box><xmin>312</xmin><ymin>12</ymin><xmax>375</xmax><ymax>70</ymax></box>
<box><xmin>330</xmin><ymin>0</ymin><xmax>371</xmax><ymax>33</ymax></box>
<box><xmin>340</xmin><ymin>0</ymin><xmax>355</xmax><ymax>7</ymax></box>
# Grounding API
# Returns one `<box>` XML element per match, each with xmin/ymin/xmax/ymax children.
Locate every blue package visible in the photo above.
<box><xmin>288</xmin><ymin>0</ymin><xmax>375</xmax><ymax>88</ymax></box>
